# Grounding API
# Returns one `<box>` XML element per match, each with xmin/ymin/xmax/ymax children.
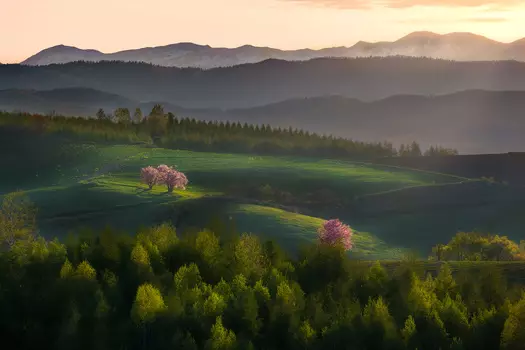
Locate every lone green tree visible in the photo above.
<box><xmin>96</xmin><ymin>108</ymin><xmax>108</xmax><ymax>121</ymax></box>
<box><xmin>0</xmin><ymin>191</ymin><xmax>37</xmax><ymax>249</ymax></box>
<box><xmin>147</xmin><ymin>105</ymin><xmax>167</xmax><ymax>139</ymax></box>
<box><xmin>114</xmin><ymin>108</ymin><xmax>131</xmax><ymax>124</ymax></box>
<box><xmin>133</xmin><ymin>108</ymin><xmax>143</xmax><ymax>124</ymax></box>
<box><xmin>131</xmin><ymin>283</ymin><xmax>166</xmax><ymax>324</ymax></box>
<box><xmin>149</xmin><ymin>104</ymin><xmax>165</xmax><ymax>118</ymax></box>
<box><xmin>167</xmin><ymin>112</ymin><xmax>175</xmax><ymax>130</ymax></box>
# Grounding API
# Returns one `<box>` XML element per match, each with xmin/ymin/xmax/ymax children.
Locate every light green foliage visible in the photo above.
<box><xmin>434</xmin><ymin>263</ymin><xmax>457</xmax><ymax>299</ymax></box>
<box><xmin>298</xmin><ymin>320</ymin><xmax>316</xmax><ymax>345</ymax></box>
<box><xmin>362</xmin><ymin>297</ymin><xmax>398</xmax><ymax>342</ymax></box>
<box><xmin>276</xmin><ymin>281</ymin><xmax>295</xmax><ymax>307</ymax></box>
<box><xmin>469</xmin><ymin>307</ymin><xmax>505</xmax><ymax>349</ymax></box>
<box><xmin>0</xmin><ymin>191</ymin><xmax>36</xmax><ymax>248</ymax></box>
<box><xmin>131</xmin><ymin>283</ymin><xmax>166</xmax><ymax>324</ymax></box>
<box><xmin>501</xmin><ymin>295</ymin><xmax>525</xmax><ymax>349</ymax></box>
<box><xmin>206</xmin><ymin>316</ymin><xmax>237</xmax><ymax>350</ymax></box>
<box><xmin>138</xmin><ymin>222</ymin><xmax>178</xmax><ymax>254</ymax></box>
<box><xmin>60</xmin><ymin>258</ymin><xmax>74</xmax><ymax>279</ymax></box>
<box><xmin>275</xmin><ymin>280</ymin><xmax>304</xmax><ymax>314</ymax></box>
<box><xmin>437</xmin><ymin>295</ymin><xmax>470</xmax><ymax>340</ymax></box>
<box><xmin>433</xmin><ymin>232</ymin><xmax>522</xmax><ymax>262</ymax></box>
<box><xmin>232</xmin><ymin>274</ymin><xmax>248</xmax><ymax>293</ymax></box>
<box><xmin>253</xmin><ymin>280</ymin><xmax>271</xmax><ymax>303</ymax></box>
<box><xmin>214</xmin><ymin>279</ymin><xmax>233</xmax><ymax>299</ymax></box>
<box><xmin>0</xmin><ymin>218</ymin><xmax>524</xmax><ymax>348</ymax></box>
<box><xmin>76</xmin><ymin>261</ymin><xmax>97</xmax><ymax>280</ymax></box>
<box><xmin>130</xmin><ymin>243</ymin><xmax>150</xmax><ymax>267</ymax></box>
<box><xmin>174</xmin><ymin>263</ymin><xmax>203</xmax><ymax>292</ymax></box>
<box><xmin>402</xmin><ymin>315</ymin><xmax>416</xmax><ymax>344</ymax></box>
<box><xmin>10</xmin><ymin>236</ymin><xmax>61</xmax><ymax>265</ymax></box>
<box><xmin>365</xmin><ymin>261</ymin><xmax>389</xmax><ymax>295</ymax></box>
<box><xmin>79</xmin><ymin>241</ymin><xmax>93</xmax><ymax>261</ymax></box>
<box><xmin>233</xmin><ymin>233</ymin><xmax>267</xmax><ymax>279</ymax></box>
<box><xmin>408</xmin><ymin>276</ymin><xmax>438</xmax><ymax>314</ymax></box>
<box><xmin>196</xmin><ymin>230</ymin><xmax>220</xmax><ymax>266</ymax></box>
<box><xmin>200</xmin><ymin>292</ymin><xmax>227</xmax><ymax>318</ymax></box>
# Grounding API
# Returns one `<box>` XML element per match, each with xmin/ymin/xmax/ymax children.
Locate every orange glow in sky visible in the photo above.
<box><xmin>1</xmin><ymin>0</ymin><xmax>525</xmax><ymax>63</ymax></box>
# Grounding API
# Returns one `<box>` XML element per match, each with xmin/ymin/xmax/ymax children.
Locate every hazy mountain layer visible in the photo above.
<box><xmin>21</xmin><ymin>32</ymin><xmax>525</xmax><ymax>69</ymax></box>
<box><xmin>2</xmin><ymin>87</ymin><xmax>525</xmax><ymax>154</ymax></box>
<box><xmin>4</xmin><ymin>57</ymin><xmax>525</xmax><ymax>109</ymax></box>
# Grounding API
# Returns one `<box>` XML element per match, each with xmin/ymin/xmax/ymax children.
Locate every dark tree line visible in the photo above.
<box><xmin>0</xmin><ymin>110</ymin><xmax>457</xmax><ymax>160</ymax></box>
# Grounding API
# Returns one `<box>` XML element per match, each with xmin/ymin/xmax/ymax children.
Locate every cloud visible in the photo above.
<box><xmin>284</xmin><ymin>0</ymin><xmax>522</xmax><ymax>10</ymax></box>
<box><xmin>397</xmin><ymin>16</ymin><xmax>508</xmax><ymax>23</ymax></box>
<box><xmin>465</xmin><ymin>16</ymin><xmax>507</xmax><ymax>22</ymax></box>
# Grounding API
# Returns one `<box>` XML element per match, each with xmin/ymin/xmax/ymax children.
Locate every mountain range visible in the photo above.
<box><xmin>21</xmin><ymin>31</ymin><xmax>525</xmax><ymax>69</ymax></box>
<box><xmin>4</xmin><ymin>57</ymin><xmax>525</xmax><ymax>109</ymax></box>
<box><xmin>2</xmin><ymin>87</ymin><xmax>525</xmax><ymax>154</ymax></box>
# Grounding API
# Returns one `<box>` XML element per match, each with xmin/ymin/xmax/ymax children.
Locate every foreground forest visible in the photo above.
<box><xmin>1</xmin><ymin>200</ymin><xmax>525</xmax><ymax>350</ymax></box>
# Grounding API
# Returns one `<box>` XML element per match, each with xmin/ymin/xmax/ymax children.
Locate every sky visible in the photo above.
<box><xmin>2</xmin><ymin>0</ymin><xmax>525</xmax><ymax>63</ymax></box>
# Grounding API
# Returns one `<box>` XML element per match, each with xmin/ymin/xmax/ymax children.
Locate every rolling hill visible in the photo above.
<box><xmin>4</xmin><ymin>57</ymin><xmax>525</xmax><ymax>109</ymax></box>
<box><xmin>3</xmin><ymin>139</ymin><xmax>525</xmax><ymax>259</ymax></box>
<box><xmin>21</xmin><ymin>32</ymin><xmax>525</xmax><ymax>68</ymax></box>
<box><xmin>3</xmin><ymin>88</ymin><xmax>525</xmax><ymax>154</ymax></box>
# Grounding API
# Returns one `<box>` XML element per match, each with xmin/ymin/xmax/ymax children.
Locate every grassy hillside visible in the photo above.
<box><xmin>374</xmin><ymin>153</ymin><xmax>525</xmax><ymax>185</ymax></box>
<box><xmin>4</xmin><ymin>141</ymin><xmax>525</xmax><ymax>259</ymax></box>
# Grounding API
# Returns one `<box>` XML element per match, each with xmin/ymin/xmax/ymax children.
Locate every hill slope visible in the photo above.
<box><xmin>0</xmin><ymin>88</ymin><xmax>135</xmax><ymax>115</ymax></box>
<box><xmin>21</xmin><ymin>32</ymin><xmax>525</xmax><ymax>68</ymax></box>
<box><xmin>3</xmin><ymin>88</ymin><xmax>525</xmax><ymax>154</ymax></box>
<box><xmin>4</xmin><ymin>58</ymin><xmax>525</xmax><ymax>109</ymax></box>
<box><xmin>3</xmin><ymin>136</ymin><xmax>525</xmax><ymax>259</ymax></box>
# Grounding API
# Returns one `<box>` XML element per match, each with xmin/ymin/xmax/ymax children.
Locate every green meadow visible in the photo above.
<box><xmin>3</xmin><ymin>143</ymin><xmax>525</xmax><ymax>259</ymax></box>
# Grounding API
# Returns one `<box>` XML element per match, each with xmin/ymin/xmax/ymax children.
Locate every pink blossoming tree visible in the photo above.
<box><xmin>140</xmin><ymin>166</ymin><xmax>159</xmax><ymax>189</ymax></box>
<box><xmin>317</xmin><ymin>219</ymin><xmax>353</xmax><ymax>251</ymax></box>
<box><xmin>156</xmin><ymin>164</ymin><xmax>189</xmax><ymax>193</ymax></box>
<box><xmin>140</xmin><ymin>164</ymin><xmax>188</xmax><ymax>192</ymax></box>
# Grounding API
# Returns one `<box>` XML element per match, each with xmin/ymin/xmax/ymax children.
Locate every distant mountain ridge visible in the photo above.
<box><xmin>21</xmin><ymin>31</ymin><xmax>525</xmax><ymax>68</ymax></box>
<box><xmin>5</xmin><ymin>57</ymin><xmax>525</xmax><ymax>109</ymax></box>
<box><xmin>3</xmin><ymin>87</ymin><xmax>525</xmax><ymax>154</ymax></box>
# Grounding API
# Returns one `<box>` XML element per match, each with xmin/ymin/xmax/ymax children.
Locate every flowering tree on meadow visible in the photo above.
<box><xmin>140</xmin><ymin>165</ymin><xmax>188</xmax><ymax>192</ymax></box>
<box><xmin>156</xmin><ymin>164</ymin><xmax>189</xmax><ymax>192</ymax></box>
<box><xmin>317</xmin><ymin>219</ymin><xmax>353</xmax><ymax>251</ymax></box>
<box><xmin>163</xmin><ymin>169</ymin><xmax>188</xmax><ymax>192</ymax></box>
<box><xmin>140</xmin><ymin>166</ymin><xmax>159</xmax><ymax>189</ymax></box>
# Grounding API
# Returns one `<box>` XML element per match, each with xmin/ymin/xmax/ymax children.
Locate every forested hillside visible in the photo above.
<box><xmin>4</xmin><ymin>58</ymin><xmax>525</xmax><ymax>108</ymax></box>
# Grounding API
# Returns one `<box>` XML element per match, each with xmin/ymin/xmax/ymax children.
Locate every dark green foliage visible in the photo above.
<box><xmin>0</xmin><ymin>111</ymin><xmax>454</xmax><ymax>161</ymax></box>
<box><xmin>1</xmin><ymin>220</ymin><xmax>524</xmax><ymax>350</ymax></box>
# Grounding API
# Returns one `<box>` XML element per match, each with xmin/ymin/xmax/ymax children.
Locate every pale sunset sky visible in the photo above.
<box><xmin>2</xmin><ymin>0</ymin><xmax>525</xmax><ymax>63</ymax></box>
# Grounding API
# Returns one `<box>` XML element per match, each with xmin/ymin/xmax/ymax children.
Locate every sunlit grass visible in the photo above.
<box><xmin>5</xmin><ymin>143</ymin><xmax>514</xmax><ymax>260</ymax></box>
